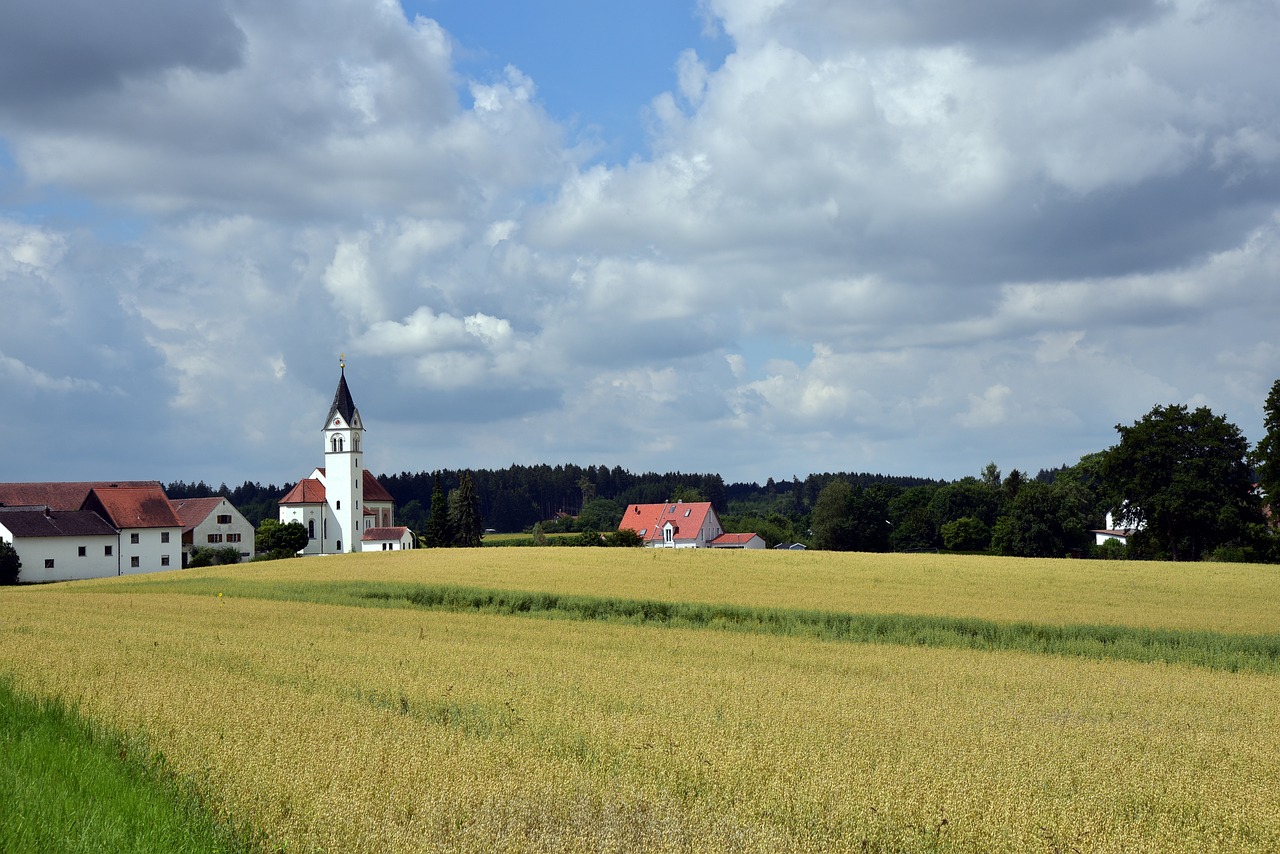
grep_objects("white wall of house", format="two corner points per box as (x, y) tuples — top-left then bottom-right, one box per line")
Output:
(361, 530), (414, 551)
(0, 527), (118, 582)
(118, 527), (182, 574)
(191, 499), (255, 559)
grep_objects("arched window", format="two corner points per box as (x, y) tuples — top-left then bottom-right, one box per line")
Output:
(331, 435), (344, 453)
(307, 519), (315, 539)
(354, 434), (361, 451)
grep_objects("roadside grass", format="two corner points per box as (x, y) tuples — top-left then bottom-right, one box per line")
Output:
(0, 677), (248, 854)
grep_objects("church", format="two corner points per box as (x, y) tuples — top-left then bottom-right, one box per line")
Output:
(278, 360), (414, 553)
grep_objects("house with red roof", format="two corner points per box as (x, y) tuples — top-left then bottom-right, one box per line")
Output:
(171, 497), (255, 565)
(618, 501), (764, 549)
(0, 481), (183, 580)
(278, 360), (410, 554)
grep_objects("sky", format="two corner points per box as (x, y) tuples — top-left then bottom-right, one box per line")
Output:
(2, 0), (1279, 490)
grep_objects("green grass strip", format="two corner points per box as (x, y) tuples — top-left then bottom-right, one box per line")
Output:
(360, 584), (1280, 674)
(0, 678), (250, 854)
(85, 575), (1280, 674)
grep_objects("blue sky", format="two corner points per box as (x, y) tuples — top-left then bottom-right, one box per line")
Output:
(2, 0), (1280, 490)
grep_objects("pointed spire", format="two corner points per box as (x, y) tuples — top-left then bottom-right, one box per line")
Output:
(324, 357), (360, 428)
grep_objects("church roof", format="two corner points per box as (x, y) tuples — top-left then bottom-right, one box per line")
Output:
(325, 368), (360, 428)
(279, 478), (326, 505)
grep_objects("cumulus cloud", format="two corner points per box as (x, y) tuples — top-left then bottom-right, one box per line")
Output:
(1, 0), (1279, 484)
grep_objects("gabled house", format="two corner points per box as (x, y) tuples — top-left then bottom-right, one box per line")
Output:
(0, 481), (182, 579)
(171, 497), (255, 565)
(618, 501), (758, 549)
(0, 508), (118, 582)
(1093, 511), (1142, 547)
(361, 526), (415, 551)
(708, 532), (766, 549)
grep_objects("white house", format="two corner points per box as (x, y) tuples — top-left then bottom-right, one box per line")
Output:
(171, 497), (255, 564)
(618, 501), (762, 549)
(278, 360), (407, 555)
(0, 508), (118, 583)
(361, 526), (415, 551)
(1093, 511), (1142, 547)
(708, 532), (767, 549)
(0, 481), (183, 580)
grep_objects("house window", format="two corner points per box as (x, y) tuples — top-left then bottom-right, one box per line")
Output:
(208, 534), (223, 543)
(78, 546), (86, 557)
(130, 533), (139, 544)
(227, 533), (241, 543)
(161, 532), (170, 543)
(45, 559), (54, 569)
(130, 556), (140, 568)
(336, 500), (341, 510)
(105, 545), (113, 556)
(161, 555), (170, 567)
(217, 514), (231, 524)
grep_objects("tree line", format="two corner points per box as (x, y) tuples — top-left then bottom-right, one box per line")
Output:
(164, 379), (1280, 561)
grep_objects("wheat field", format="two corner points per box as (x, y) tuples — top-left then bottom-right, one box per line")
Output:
(2, 549), (1279, 851)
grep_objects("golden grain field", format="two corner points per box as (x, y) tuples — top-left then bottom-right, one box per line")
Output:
(3, 549), (1280, 852)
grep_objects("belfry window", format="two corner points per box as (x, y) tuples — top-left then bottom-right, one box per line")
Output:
(331, 435), (344, 453)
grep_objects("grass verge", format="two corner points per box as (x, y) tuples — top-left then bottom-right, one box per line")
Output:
(0, 677), (248, 854)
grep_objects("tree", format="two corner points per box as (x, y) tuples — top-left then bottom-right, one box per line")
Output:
(941, 517), (990, 552)
(0, 538), (20, 585)
(1251, 379), (1280, 509)
(255, 519), (309, 558)
(188, 546), (243, 568)
(577, 498), (622, 532)
(811, 481), (892, 551)
(1100, 404), (1263, 561)
(449, 472), (484, 548)
(424, 474), (451, 548)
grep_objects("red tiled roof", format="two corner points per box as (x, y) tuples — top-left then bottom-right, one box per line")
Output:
(279, 479), (326, 505)
(280, 471), (393, 505)
(0, 481), (159, 512)
(170, 497), (227, 532)
(84, 486), (182, 529)
(363, 471), (394, 502)
(618, 502), (716, 544)
(0, 509), (117, 538)
(710, 532), (761, 546)
(362, 526), (410, 541)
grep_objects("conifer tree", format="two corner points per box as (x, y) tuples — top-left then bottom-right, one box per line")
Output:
(424, 473), (451, 548)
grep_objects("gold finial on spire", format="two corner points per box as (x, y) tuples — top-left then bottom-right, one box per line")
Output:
(339, 352), (346, 371)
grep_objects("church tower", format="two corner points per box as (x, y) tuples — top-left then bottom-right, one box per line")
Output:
(322, 355), (364, 552)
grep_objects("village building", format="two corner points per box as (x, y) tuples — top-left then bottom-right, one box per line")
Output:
(618, 501), (764, 549)
(278, 360), (412, 554)
(0, 481), (183, 581)
(170, 496), (256, 565)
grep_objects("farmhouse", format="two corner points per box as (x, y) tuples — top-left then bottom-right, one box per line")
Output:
(171, 496), (255, 565)
(618, 501), (764, 549)
(1093, 511), (1142, 547)
(0, 481), (182, 581)
(278, 359), (411, 554)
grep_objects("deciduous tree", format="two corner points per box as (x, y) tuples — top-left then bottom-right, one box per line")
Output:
(0, 537), (20, 584)
(1101, 404), (1262, 560)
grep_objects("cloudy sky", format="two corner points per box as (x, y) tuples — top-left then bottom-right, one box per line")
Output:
(2, 0), (1279, 489)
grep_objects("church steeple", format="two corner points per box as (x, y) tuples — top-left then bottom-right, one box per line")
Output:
(324, 354), (362, 430)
